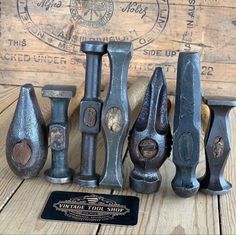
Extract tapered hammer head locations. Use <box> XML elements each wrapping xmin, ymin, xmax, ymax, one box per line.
<box><xmin>129</xmin><ymin>67</ymin><xmax>172</xmax><ymax>193</ymax></box>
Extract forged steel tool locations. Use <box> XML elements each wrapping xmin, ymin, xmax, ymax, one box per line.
<box><xmin>99</xmin><ymin>41</ymin><xmax>133</xmax><ymax>189</ymax></box>
<box><xmin>6</xmin><ymin>84</ymin><xmax>48</xmax><ymax>179</ymax></box>
<box><xmin>129</xmin><ymin>67</ymin><xmax>172</xmax><ymax>193</ymax></box>
<box><xmin>199</xmin><ymin>97</ymin><xmax>236</xmax><ymax>195</ymax></box>
<box><xmin>171</xmin><ymin>52</ymin><xmax>201</xmax><ymax>198</ymax></box>
<box><xmin>42</xmin><ymin>85</ymin><xmax>76</xmax><ymax>184</ymax></box>
<box><xmin>74</xmin><ymin>41</ymin><xmax>107</xmax><ymax>187</ymax></box>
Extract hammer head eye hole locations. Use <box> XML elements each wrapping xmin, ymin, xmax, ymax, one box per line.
<box><xmin>138</xmin><ymin>139</ymin><xmax>158</xmax><ymax>159</ymax></box>
<box><xmin>12</xmin><ymin>141</ymin><xmax>32</xmax><ymax>166</ymax></box>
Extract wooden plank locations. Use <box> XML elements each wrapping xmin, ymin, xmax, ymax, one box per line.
<box><xmin>219</xmin><ymin>108</ymin><xmax>236</xmax><ymax>234</ymax></box>
<box><xmin>99</xmin><ymin>96</ymin><xmax>220</xmax><ymax>235</ymax></box>
<box><xmin>98</xmin><ymin>156</ymin><xmax>220</xmax><ymax>235</ymax></box>
<box><xmin>173</xmin><ymin>0</ymin><xmax>235</xmax><ymax>8</ymax></box>
<box><xmin>0</xmin><ymin>0</ymin><xmax>235</xmax><ymax>95</ymax></box>
<box><xmin>0</xmin><ymin>85</ymin><xmax>20</xmax><ymax>114</ymax></box>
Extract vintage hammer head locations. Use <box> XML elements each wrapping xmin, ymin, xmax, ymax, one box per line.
<box><xmin>42</xmin><ymin>84</ymin><xmax>76</xmax><ymax>184</ymax></box>
<box><xmin>6</xmin><ymin>84</ymin><xmax>48</xmax><ymax>179</ymax></box>
<box><xmin>129</xmin><ymin>67</ymin><xmax>172</xmax><ymax>193</ymax></box>
<box><xmin>171</xmin><ymin>52</ymin><xmax>201</xmax><ymax>198</ymax></box>
<box><xmin>81</xmin><ymin>41</ymin><xmax>107</xmax><ymax>54</ymax></box>
<box><xmin>42</xmin><ymin>85</ymin><xmax>76</xmax><ymax>99</ymax></box>
<box><xmin>99</xmin><ymin>41</ymin><xmax>133</xmax><ymax>189</ymax></box>
<box><xmin>199</xmin><ymin>96</ymin><xmax>236</xmax><ymax>195</ymax></box>
<box><xmin>73</xmin><ymin>41</ymin><xmax>107</xmax><ymax>188</ymax></box>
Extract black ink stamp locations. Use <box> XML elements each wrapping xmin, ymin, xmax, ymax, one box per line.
<box><xmin>121</xmin><ymin>2</ymin><xmax>148</xmax><ymax>19</ymax></box>
<box><xmin>17</xmin><ymin>0</ymin><xmax>169</xmax><ymax>52</ymax></box>
<box><xmin>70</xmin><ymin>0</ymin><xmax>114</xmax><ymax>28</ymax></box>
<box><xmin>37</xmin><ymin>0</ymin><xmax>62</xmax><ymax>11</ymax></box>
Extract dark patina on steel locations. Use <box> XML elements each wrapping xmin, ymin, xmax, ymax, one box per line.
<box><xmin>129</xmin><ymin>68</ymin><xmax>172</xmax><ymax>193</ymax></box>
<box><xmin>199</xmin><ymin>97</ymin><xmax>236</xmax><ymax>195</ymax></box>
<box><xmin>171</xmin><ymin>52</ymin><xmax>201</xmax><ymax>198</ymax></box>
<box><xmin>74</xmin><ymin>41</ymin><xmax>107</xmax><ymax>188</ymax></box>
<box><xmin>6</xmin><ymin>84</ymin><xmax>48</xmax><ymax>179</ymax></box>
<box><xmin>99</xmin><ymin>41</ymin><xmax>133</xmax><ymax>189</ymax></box>
<box><xmin>42</xmin><ymin>85</ymin><xmax>76</xmax><ymax>184</ymax></box>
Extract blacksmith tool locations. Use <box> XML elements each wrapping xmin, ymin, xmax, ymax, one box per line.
<box><xmin>99</xmin><ymin>41</ymin><xmax>133</xmax><ymax>189</ymax></box>
<box><xmin>74</xmin><ymin>41</ymin><xmax>107</xmax><ymax>187</ymax></box>
<box><xmin>42</xmin><ymin>85</ymin><xmax>76</xmax><ymax>184</ymax></box>
<box><xmin>171</xmin><ymin>52</ymin><xmax>201</xmax><ymax>198</ymax></box>
<box><xmin>129</xmin><ymin>67</ymin><xmax>172</xmax><ymax>193</ymax></box>
<box><xmin>199</xmin><ymin>97</ymin><xmax>236</xmax><ymax>195</ymax></box>
<box><xmin>6</xmin><ymin>84</ymin><xmax>48</xmax><ymax>179</ymax></box>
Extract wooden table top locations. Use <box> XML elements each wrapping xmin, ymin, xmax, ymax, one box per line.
<box><xmin>0</xmin><ymin>84</ymin><xmax>235</xmax><ymax>235</ymax></box>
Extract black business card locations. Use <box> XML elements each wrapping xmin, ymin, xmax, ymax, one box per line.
<box><xmin>41</xmin><ymin>191</ymin><xmax>139</xmax><ymax>226</ymax></box>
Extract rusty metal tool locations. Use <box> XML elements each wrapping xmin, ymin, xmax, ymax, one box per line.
<box><xmin>99</xmin><ymin>41</ymin><xmax>133</xmax><ymax>189</ymax></box>
<box><xmin>74</xmin><ymin>41</ymin><xmax>107</xmax><ymax>187</ymax></box>
<box><xmin>129</xmin><ymin>67</ymin><xmax>172</xmax><ymax>194</ymax></box>
<box><xmin>6</xmin><ymin>84</ymin><xmax>48</xmax><ymax>179</ymax></box>
<box><xmin>171</xmin><ymin>52</ymin><xmax>201</xmax><ymax>198</ymax></box>
<box><xmin>198</xmin><ymin>97</ymin><xmax>236</xmax><ymax>195</ymax></box>
<box><xmin>42</xmin><ymin>85</ymin><xmax>76</xmax><ymax>184</ymax></box>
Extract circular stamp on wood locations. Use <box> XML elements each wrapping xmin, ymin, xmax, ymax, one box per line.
<box><xmin>17</xmin><ymin>0</ymin><xmax>169</xmax><ymax>52</ymax></box>
<box><xmin>70</xmin><ymin>0</ymin><xmax>114</xmax><ymax>28</ymax></box>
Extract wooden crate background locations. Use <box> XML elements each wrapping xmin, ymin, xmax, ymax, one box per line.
<box><xmin>0</xmin><ymin>0</ymin><xmax>235</xmax><ymax>96</ymax></box>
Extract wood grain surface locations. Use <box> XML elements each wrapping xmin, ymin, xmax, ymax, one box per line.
<box><xmin>0</xmin><ymin>0</ymin><xmax>235</xmax><ymax>96</ymax></box>
<box><xmin>0</xmin><ymin>83</ymin><xmax>235</xmax><ymax>234</ymax></box>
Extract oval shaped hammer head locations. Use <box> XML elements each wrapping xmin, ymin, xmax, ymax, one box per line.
<box><xmin>42</xmin><ymin>85</ymin><xmax>76</xmax><ymax>99</ymax></box>
<box><xmin>81</xmin><ymin>41</ymin><xmax>107</xmax><ymax>54</ymax></box>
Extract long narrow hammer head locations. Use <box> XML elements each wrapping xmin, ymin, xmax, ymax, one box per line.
<box><xmin>172</xmin><ymin>52</ymin><xmax>201</xmax><ymax>198</ymax></box>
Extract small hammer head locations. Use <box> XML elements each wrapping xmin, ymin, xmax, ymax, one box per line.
<box><xmin>42</xmin><ymin>85</ymin><xmax>76</xmax><ymax>99</ymax></box>
<box><xmin>81</xmin><ymin>41</ymin><xmax>107</xmax><ymax>54</ymax></box>
<box><xmin>203</xmin><ymin>96</ymin><xmax>236</xmax><ymax>107</ymax></box>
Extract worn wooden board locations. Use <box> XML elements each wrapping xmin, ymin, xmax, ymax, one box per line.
<box><xmin>0</xmin><ymin>85</ymin><xmax>20</xmax><ymax>114</ymax></box>
<box><xmin>0</xmin><ymin>0</ymin><xmax>235</xmax><ymax>96</ymax></box>
<box><xmin>98</xmin><ymin>157</ymin><xmax>220</xmax><ymax>235</ymax></box>
<box><xmin>1</xmin><ymin>81</ymin><xmax>236</xmax><ymax>233</ymax></box>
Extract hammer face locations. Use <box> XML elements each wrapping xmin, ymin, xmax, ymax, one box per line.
<box><xmin>81</xmin><ymin>41</ymin><xmax>107</xmax><ymax>54</ymax></box>
<box><xmin>42</xmin><ymin>85</ymin><xmax>76</xmax><ymax>98</ymax></box>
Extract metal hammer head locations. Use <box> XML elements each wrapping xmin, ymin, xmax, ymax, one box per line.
<box><xmin>203</xmin><ymin>96</ymin><xmax>236</xmax><ymax>107</ymax></box>
<box><xmin>107</xmin><ymin>41</ymin><xmax>133</xmax><ymax>59</ymax></box>
<box><xmin>42</xmin><ymin>85</ymin><xmax>76</xmax><ymax>99</ymax></box>
<box><xmin>81</xmin><ymin>41</ymin><xmax>107</xmax><ymax>54</ymax></box>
